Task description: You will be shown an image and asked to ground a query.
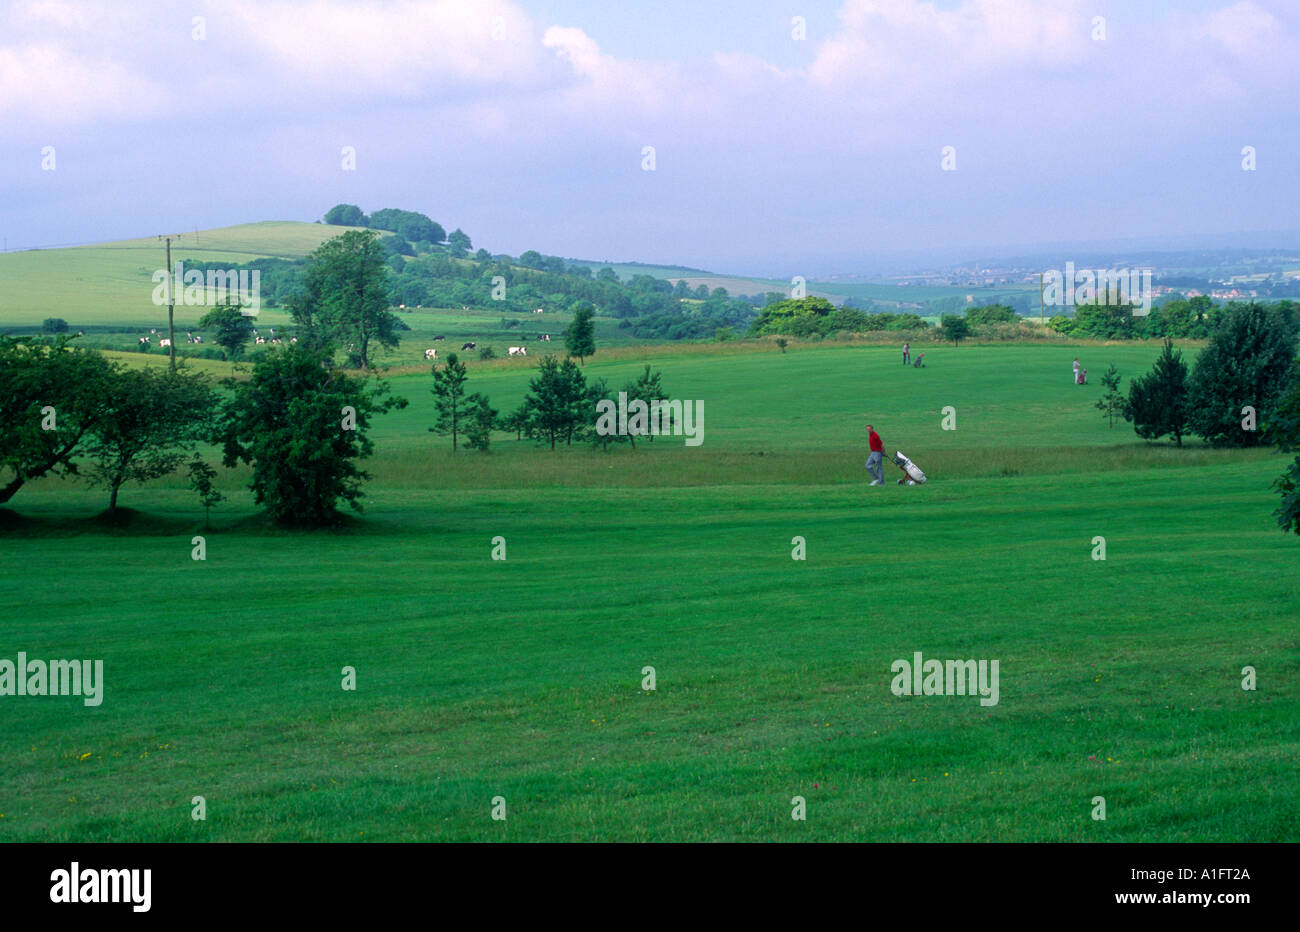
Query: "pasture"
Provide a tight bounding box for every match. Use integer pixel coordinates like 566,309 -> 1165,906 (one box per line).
1,341 -> 1296,841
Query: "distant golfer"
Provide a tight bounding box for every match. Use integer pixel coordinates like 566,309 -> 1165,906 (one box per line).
866,423 -> 885,486
902,343 -> 910,365
1072,357 -> 1080,384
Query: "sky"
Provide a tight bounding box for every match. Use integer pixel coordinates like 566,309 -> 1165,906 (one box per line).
1,0 -> 1298,277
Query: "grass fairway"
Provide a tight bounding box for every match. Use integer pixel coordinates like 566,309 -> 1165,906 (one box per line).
1,343 -> 1296,841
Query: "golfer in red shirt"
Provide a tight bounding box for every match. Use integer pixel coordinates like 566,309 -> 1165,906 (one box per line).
866,423 -> 885,486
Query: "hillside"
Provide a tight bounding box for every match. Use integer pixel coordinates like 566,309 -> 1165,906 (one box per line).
0,221 -> 364,328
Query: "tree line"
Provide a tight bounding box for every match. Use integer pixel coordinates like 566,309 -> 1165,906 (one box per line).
1088,302 -> 1300,534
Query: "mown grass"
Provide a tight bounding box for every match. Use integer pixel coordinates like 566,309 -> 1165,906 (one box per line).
1,342 -> 1295,841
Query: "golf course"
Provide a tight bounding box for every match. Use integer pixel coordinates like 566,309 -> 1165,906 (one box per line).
2,334 -> 1295,842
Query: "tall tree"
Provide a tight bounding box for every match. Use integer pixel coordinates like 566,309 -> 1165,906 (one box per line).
84,368 -> 218,513
429,352 -> 470,452
289,230 -> 400,370
0,336 -> 118,505
1124,338 -> 1190,446
1187,302 -> 1299,447
219,344 -> 407,526
521,355 -> 587,449
565,302 -> 597,365
447,228 -> 472,258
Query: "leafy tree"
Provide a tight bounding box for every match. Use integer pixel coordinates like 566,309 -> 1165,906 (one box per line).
187,454 -> 224,529
776,338 -> 788,354
478,346 -> 496,361
940,314 -> 971,346
474,248 -> 492,263
324,204 -> 368,226
289,230 -> 400,370
368,208 -> 444,245
748,296 -> 835,336
429,352 -> 471,452
0,336 -> 118,505
1094,364 -> 1124,428
42,317 -> 69,333
965,304 -> 1017,326
463,393 -> 497,452
1187,302 -> 1298,447
85,368 -> 218,513
595,267 -> 619,284
565,303 -> 597,365
447,229 -> 472,258
519,250 -> 545,270
502,399 -> 532,440
198,302 -> 254,360
1124,337 -> 1190,446
219,343 -> 407,526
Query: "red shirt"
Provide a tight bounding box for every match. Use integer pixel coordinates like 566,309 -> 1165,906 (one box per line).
868,430 -> 883,452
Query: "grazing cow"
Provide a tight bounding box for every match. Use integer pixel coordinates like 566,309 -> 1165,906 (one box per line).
539,333 -> 551,341
76,330 -> 84,336
508,346 -> 527,357
193,335 -> 202,344
461,342 -> 476,351
533,307 -> 543,314
159,338 -> 172,348
255,336 -> 266,345
290,337 -> 298,344
399,304 -> 406,309
150,329 -> 157,334
138,336 -> 150,345
425,348 -> 438,360
432,335 -> 445,341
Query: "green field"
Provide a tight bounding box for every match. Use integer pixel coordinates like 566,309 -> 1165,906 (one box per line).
2,340 -> 1296,841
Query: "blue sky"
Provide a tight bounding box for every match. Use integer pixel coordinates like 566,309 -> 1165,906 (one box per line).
1,0 -> 1297,277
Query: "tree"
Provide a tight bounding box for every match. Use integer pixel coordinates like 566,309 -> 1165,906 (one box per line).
478,346 -> 496,361
1264,360 -> 1300,534
289,230 -> 401,370
84,368 -> 218,513
430,352 -> 471,452
219,344 -> 407,526
965,304 -> 1017,326
521,355 -> 586,448
775,338 -> 788,354
565,303 -> 597,365
1187,302 -> 1298,447
940,314 -> 971,346
447,228 -> 472,258
42,317 -> 69,333
324,204 -> 368,226
463,394 -> 497,452
198,302 -> 254,361
187,455 -> 224,529
619,364 -> 667,447
0,336 -> 118,505
1094,364 -> 1124,428
1124,338 -> 1190,446
474,248 -> 493,263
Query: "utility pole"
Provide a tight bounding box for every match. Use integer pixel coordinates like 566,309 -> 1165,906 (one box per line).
161,235 -> 177,372
1039,272 -> 1045,325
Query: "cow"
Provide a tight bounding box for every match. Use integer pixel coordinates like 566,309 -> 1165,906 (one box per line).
508,346 -> 527,357
425,348 -> 438,360
432,335 -> 445,341
533,307 -> 544,314
138,336 -> 150,345
461,342 -> 476,351
193,335 -> 203,344
159,338 -> 172,348
255,336 -> 266,345
539,333 -> 551,341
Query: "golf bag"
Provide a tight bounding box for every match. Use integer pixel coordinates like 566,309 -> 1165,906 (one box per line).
892,451 -> 927,485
